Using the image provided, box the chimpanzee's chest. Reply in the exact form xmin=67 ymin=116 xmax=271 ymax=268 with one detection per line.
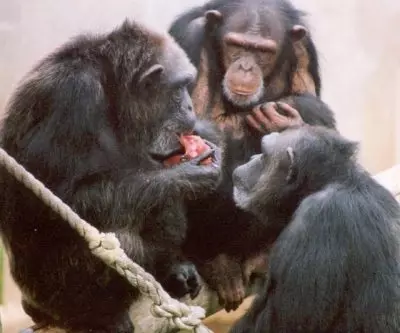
xmin=219 ymin=128 xmax=262 ymax=192
xmin=141 ymin=199 xmax=187 ymax=245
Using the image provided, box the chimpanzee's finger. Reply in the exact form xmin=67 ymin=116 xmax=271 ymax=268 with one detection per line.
xmin=245 ymin=114 xmax=264 ymax=133
xmin=261 ymin=102 xmax=286 ymax=122
xmin=253 ymin=105 xmax=275 ymax=128
xmin=191 ymin=148 xmax=215 ymax=165
xmin=276 ymin=101 xmax=301 ymax=119
xmin=217 ymin=287 xmax=227 ymax=308
xmin=204 ymin=140 xmax=222 ymax=165
xmin=203 ymin=139 xmax=218 ymax=151
xmin=229 ymin=278 xmax=245 ymax=311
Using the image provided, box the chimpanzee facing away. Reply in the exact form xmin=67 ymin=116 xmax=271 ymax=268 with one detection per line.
xmin=231 ymin=125 xmax=400 ymax=333
xmin=0 ymin=20 xmax=221 ymax=332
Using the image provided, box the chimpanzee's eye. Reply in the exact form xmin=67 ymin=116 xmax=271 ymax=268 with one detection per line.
xmin=171 ymin=86 xmax=185 ymax=105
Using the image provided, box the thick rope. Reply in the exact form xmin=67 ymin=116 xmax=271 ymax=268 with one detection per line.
xmin=0 ymin=147 xmax=212 ymax=333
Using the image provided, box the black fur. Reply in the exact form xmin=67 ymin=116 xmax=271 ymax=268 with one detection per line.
xmin=0 ymin=20 xmax=221 ymax=332
xmin=231 ymin=125 xmax=400 ymax=333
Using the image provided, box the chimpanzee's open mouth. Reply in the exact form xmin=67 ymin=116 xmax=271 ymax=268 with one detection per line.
xmin=151 ymin=134 xmax=213 ymax=167
xmin=151 ymin=146 xmax=185 ymax=162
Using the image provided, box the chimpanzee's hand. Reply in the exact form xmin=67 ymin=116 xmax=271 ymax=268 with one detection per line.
xmin=246 ymin=101 xmax=304 ymax=134
xmin=242 ymin=251 xmax=269 ymax=284
xmin=203 ymin=139 xmax=222 ymax=167
xmin=175 ymin=140 xmax=222 ymax=199
xmin=198 ymin=253 xmax=246 ymax=312
xmin=189 ymin=141 xmax=217 ymax=166
xmin=163 ymin=261 xmax=202 ymax=300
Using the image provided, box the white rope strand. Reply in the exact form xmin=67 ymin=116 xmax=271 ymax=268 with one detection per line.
xmin=0 ymin=147 xmax=212 ymax=333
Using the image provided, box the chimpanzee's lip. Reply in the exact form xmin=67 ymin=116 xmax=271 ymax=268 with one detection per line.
xmin=151 ymin=146 xmax=185 ymax=162
xmin=232 ymin=89 xmax=256 ymax=96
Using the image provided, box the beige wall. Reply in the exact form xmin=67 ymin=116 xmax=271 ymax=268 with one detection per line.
xmin=292 ymin=0 xmax=400 ymax=173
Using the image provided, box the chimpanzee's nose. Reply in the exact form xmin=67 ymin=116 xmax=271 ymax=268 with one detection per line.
xmin=239 ymin=62 xmax=253 ymax=72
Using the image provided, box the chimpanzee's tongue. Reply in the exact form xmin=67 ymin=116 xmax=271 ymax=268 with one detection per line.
xmin=179 ymin=135 xmax=201 ymax=159
xmin=165 ymin=135 xmax=201 ymax=159
xmin=163 ymin=134 xmax=214 ymax=167
xmin=163 ymin=135 xmax=208 ymax=167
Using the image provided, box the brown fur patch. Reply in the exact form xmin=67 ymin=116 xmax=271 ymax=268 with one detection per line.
xmin=192 ymin=48 xmax=211 ymax=118
xmin=191 ymin=48 xmax=245 ymax=139
xmin=291 ymin=40 xmax=316 ymax=95
xmin=219 ymin=116 xmax=245 ymax=140
xmin=263 ymin=61 xmax=290 ymax=99
xmin=209 ymin=93 xmax=245 ymax=140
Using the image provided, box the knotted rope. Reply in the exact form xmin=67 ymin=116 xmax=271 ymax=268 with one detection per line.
xmin=0 ymin=147 xmax=212 ymax=333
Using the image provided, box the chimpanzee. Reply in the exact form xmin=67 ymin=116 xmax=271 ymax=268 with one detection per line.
xmin=168 ymin=0 xmax=334 ymax=312
xmin=0 ymin=20 xmax=221 ymax=332
xmin=231 ymin=125 xmax=400 ymax=333
xmin=169 ymin=0 xmax=321 ymax=135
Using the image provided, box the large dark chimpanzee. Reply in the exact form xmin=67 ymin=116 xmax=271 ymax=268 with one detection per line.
xmin=168 ymin=0 xmax=336 ymax=311
xmin=231 ymin=126 xmax=400 ymax=333
xmin=0 ymin=20 xmax=221 ymax=332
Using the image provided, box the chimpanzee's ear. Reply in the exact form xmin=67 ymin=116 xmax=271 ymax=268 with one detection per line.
xmin=290 ymin=25 xmax=308 ymax=42
xmin=286 ymin=147 xmax=298 ymax=183
xmin=139 ymin=64 xmax=164 ymax=86
xmin=205 ymin=10 xmax=223 ymax=27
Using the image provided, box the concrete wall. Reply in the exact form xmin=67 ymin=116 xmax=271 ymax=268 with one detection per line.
xmin=0 ymin=0 xmax=400 ymax=331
